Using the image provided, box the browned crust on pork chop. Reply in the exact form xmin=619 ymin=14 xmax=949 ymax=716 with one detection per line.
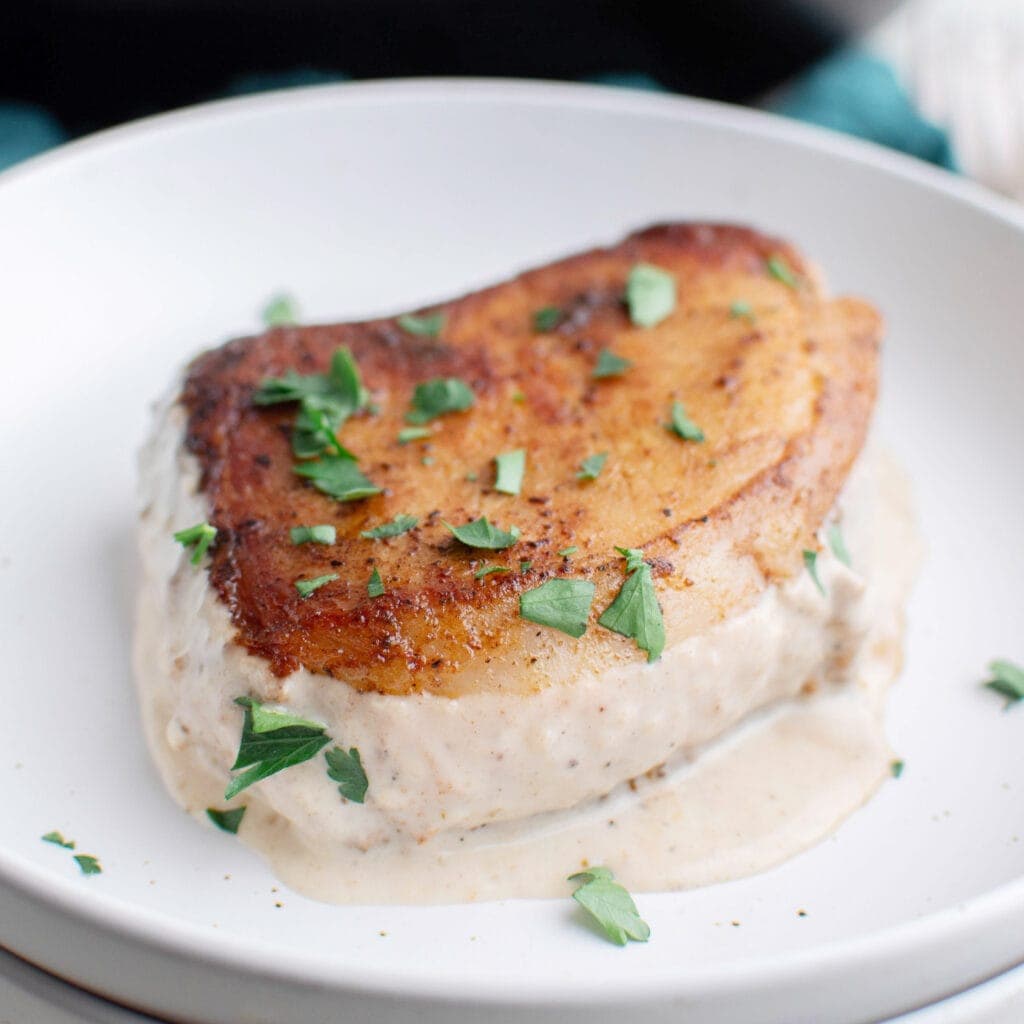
xmin=180 ymin=223 xmax=880 ymax=696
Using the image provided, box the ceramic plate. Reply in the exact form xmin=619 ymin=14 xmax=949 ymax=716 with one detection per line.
xmin=1 ymin=80 xmax=1023 ymax=1024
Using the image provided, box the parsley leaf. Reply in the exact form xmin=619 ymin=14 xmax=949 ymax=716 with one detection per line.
xmin=626 ymin=263 xmax=676 ymax=328
xmin=290 ymin=524 xmax=336 ymax=545
xmin=558 ymin=546 xmax=578 ymax=558
xmin=206 ymin=807 xmax=246 ymax=834
xmin=367 ymin=567 xmax=384 ymax=597
xmin=397 ymin=426 xmax=432 ymax=444
xmin=533 ymin=306 xmax=563 ymax=332
xmin=767 ymin=255 xmax=799 ymax=288
xmin=291 ymin=396 xmax=354 ymax=459
xmin=254 ymin=347 xmax=368 ymax=410
xmin=225 ymin=698 xmax=330 ymax=800
xmin=41 ymin=831 xmax=75 ymax=850
xmin=729 ymin=299 xmax=755 ymax=322
xmin=667 ymin=401 xmax=705 ymax=442
xmin=598 ymin=547 xmax=665 ymax=662
xmin=568 ymin=867 xmax=650 ymax=946
xmin=293 ymin=453 xmax=381 ymax=501
xmin=444 ymin=516 xmax=520 ymax=549
xmin=803 ymin=549 xmax=826 ymax=596
xmin=827 ymin=523 xmax=851 ymax=567
xmin=494 ymin=449 xmax=526 ymax=495
xmin=474 ymin=564 xmax=511 ymax=579
xmin=984 ymin=659 xmax=1024 ymax=707
xmin=295 ymin=573 xmax=339 ymax=599
xmin=577 ymin=452 xmax=608 ymax=481
xmin=406 ymin=378 xmax=475 ymax=424
xmin=74 ymin=855 xmax=102 ymax=876
xmin=325 ymin=747 xmax=368 ymax=803
xmin=593 ymin=349 xmax=632 ymax=379
xmin=360 ymin=514 xmax=418 ymax=539
xmin=398 ymin=311 xmax=445 ymax=338
xmin=173 ymin=521 xmax=217 ymax=565
xmin=262 ymin=293 xmax=299 ymax=327
xmin=520 ymin=578 xmax=595 ymax=638
xmin=890 ymin=760 xmax=905 ymax=779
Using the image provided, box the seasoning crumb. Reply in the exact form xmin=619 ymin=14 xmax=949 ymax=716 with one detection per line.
xmin=797 ymin=909 xmax=807 ymax=918
xmin=274 ymin=902 xmax=283 ymax=908
xmin=379 ymin=930 xmax=388 ymax=937
xmin=731 ymin=921 xmax=741 ymax=927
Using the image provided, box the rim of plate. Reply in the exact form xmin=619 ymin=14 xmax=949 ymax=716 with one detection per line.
xmin=2 ymin=76 xmax=1024 ymax=1006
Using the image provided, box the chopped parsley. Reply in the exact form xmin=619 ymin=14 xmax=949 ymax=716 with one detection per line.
xmin=225 ymin=697 xmax=330 ymax=800
xmin=827 ymin=524 xmax=851 ymax=567
xmin=261 ymin=293 xmax=299 ymax=327
xmin=206 ymin=807 xmax=246 ymax=834
xmin=293 ymin=453 xmax=381 ymax=501
xmin=295 ymin=573 xmax=339 ymax=599
xmin=397 ymin=311 xmax=445 ymax=338
xmin=474 ymin=564 xmax=511 ymax=579
xmin=984 ymin=659 xmax=1024 ymax=707
xmin=397 ymin=426 xmax=432 ymax=444
xmin=558 ymin=546 xmax=578 ymax=558
xmin=290 ymin=524 xmax=337 ymax=545
xmin=519 ymin=560 xmax=533 ymax=573
xmin=767 ymin=254 xmax=799 ymax=288
xmin=253 ymin=347 xmax=367 ymax=411
xmin=533 ymin=306 xmax=563 ymax=332
xmin=520 ymin=578 xmax=596 ymax=638
xmin=494 ymin=449 xmax=526 ymax=495
xmin=406 ymin=377 xmax=475 ymax=424
xmin=173 ymin=521 xmax=217 ymax=565
xmin=577 ymin=452 xmax=608 ymax=481
xmin=512 ymin=389 xmax=526 ymax=404
xmin=291 ymin=396 xmax=356 ymax=459
xmin=625 ymin=263 xmax=676 ymax=328
xmin=444 ymin=516 xmax=520 ymax=550
xmin=803 ymin=549 xmax=826 ymax=596
xmin=360 ymin=514 xmax=418 ymax=539
xmin=729 ymin=299 xmax=755 ymax=322
xmin=592 ymin=349 xmax=632 ymax=379
xmin=325 ymin=746 xmax=368 ymax=803
xmin=73 ymin=855 xmax=102 ymax=877
xmin=41 ymin=831 xmax=75 ymax=850
xmin=367 ymin=567 xmax=385 ymax=597
xmin=598 ymin=547 xmax=665 ymax=662
xmin=667 ymin=401 xmax=705 ymax=442
xmin=890 ymin=760 xmax=905 ymax=779
xmin=568 ymin=867 xmax=650 ymax=946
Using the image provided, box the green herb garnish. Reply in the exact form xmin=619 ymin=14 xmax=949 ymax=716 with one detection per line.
xmin=494 ymin=449 xmax=526 ymax=495
xmin=474 ymin=564 xmax=511 ymax=579
xmin=225 ymin=698 xmax=330 ymax=800
xmin=625 ymin=263 xmax=676 ymax=328
xmin=827 ymin=524 xmax=851 ymax=567
xmin=520 ymin=578 xmax=596 ymax=638
xmin=984 ymin=659 xmax=1024 ymax=707
xmin=253 ymin=347 xmax=367 ymax=410
xmin=598 ymin=547 xmax=665 ymax=662
xmin=41 ymin=831 xmax=75 ymax=850
xmin=398 ymin=311 xmax=445 ymax=338
xmin=729 ymin=299 xmax=755 ymax=322
xmin=360 ymin=514 xmax=418 ymax=539
xmin=397 ymin=426 xmax=432 ymax=444
xmin=293 ymin=453 xmax=381 ymax=501
xmin=73 ymin=855 xmax=102 ymax=876
xmin=568 ymin=866 xmax=650 ymax=946
xmin=803 ymin=549 xmax=826 ymax=596
xmin=325 ymin=747 xmax=368 ymax=803
xmin=767 ymin=255 xmax=799 ymax=288
xmin=577 ymin=452 xmax=608 ymax=481
xmin=295 ymin=573 xmax=339 ymax=599
xmin=593 ymin=349 xmax=632 ymax=379
xmin=558 ymin=546 xmax=578 ymax=558
xmin=406 ymin=378 xmax=475 ymax=424
xmin=519 ymin=560 xmax=533 ymax=573
xmin=890 ymin=760 xmax=905 ymax=779
xmin=444 ymin=516 xmax=520 ymax=550
xmin=667 ymin=401 xmax=705 ymax=442
xmin=533 ymin=306 xmax=563 ymax=332
xmin=173 ymin=521 xmax=217 ymax=565
xmin=291 ymin=396 xmax=355 ymax=459
xmin=290 ymin=524 xmax=337 ymax=545
xmin=367 ymin=567 xmax=385 ymax=597
xmin=262 ymin=293 xmax=299 ymax=327
xmin=206 ymin=807 xmax=246 ymax=834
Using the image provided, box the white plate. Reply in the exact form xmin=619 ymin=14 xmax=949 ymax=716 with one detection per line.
xmin=1 ymin=79 xmax=1023 ymax=1024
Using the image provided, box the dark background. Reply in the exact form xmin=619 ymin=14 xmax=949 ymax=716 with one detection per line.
xmin=0 ymin=0 xmax=894 ymax=137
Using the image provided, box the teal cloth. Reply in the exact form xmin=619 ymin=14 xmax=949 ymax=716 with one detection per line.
xmin=0 ymin=53 xmax=957 ymax=174
xmin=771 ymin=50 xmax=957 ymax=170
